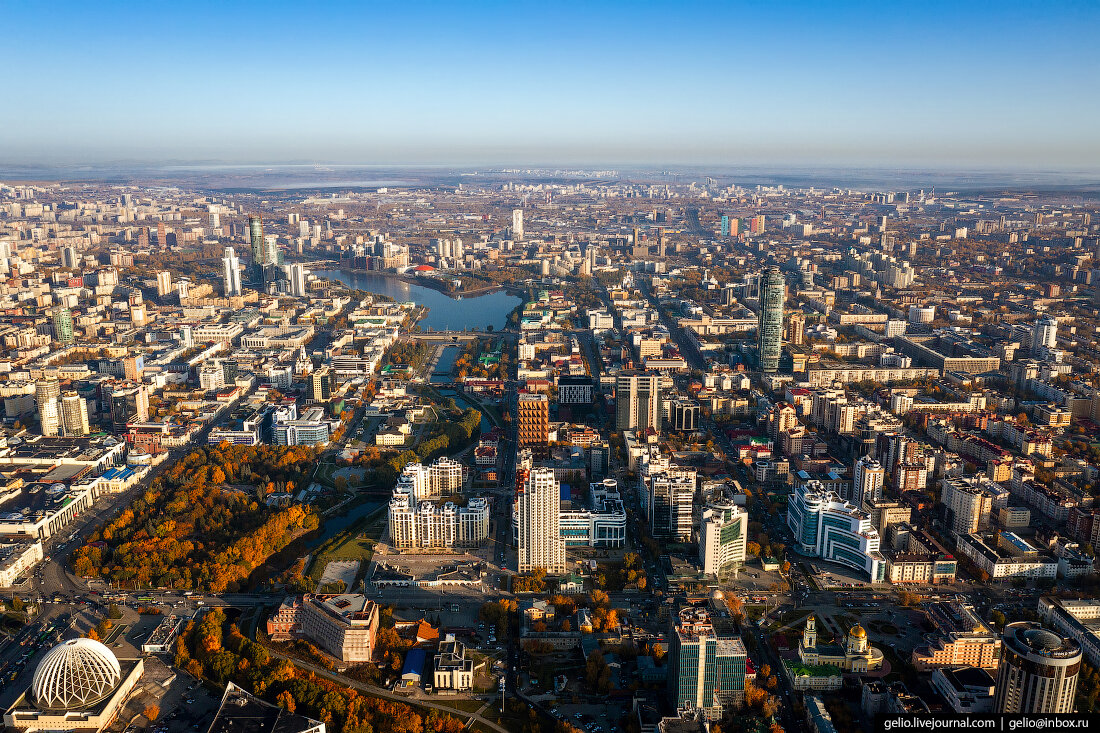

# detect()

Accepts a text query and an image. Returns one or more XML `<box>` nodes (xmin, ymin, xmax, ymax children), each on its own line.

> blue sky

<box><xmin>2</xmin><ymin>1</ymin><xmax>1098</xmax><ymax>168</ymax></box>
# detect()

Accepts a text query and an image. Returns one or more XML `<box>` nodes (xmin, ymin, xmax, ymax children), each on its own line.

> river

<box><xmin>314</xmin><ymin>269</ymin><xmax>521</xmax><ymax>332</ymax></box>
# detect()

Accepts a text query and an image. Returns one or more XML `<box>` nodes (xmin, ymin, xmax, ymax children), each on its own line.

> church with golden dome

<box><xmin>798</xmin><ymin>614</ymin><xmax>884</xmax><ymax>673</ymax></box>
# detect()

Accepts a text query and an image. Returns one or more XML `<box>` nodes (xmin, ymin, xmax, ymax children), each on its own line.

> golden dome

<box><xmin>850</xmin><ymin>625</ymin><xmax>867</xmax><ymax>639</ymax></box>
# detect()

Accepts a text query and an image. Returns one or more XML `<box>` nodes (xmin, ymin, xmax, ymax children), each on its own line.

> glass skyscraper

<box><xmin>757</xmin><ymin>266</ymin><xmax>784</xmax><ymax>373</ymax></box>
<box><xmin>669</xmin><ymin>606</ymin><xmax>747</xmax><ymax>720</ymax></box>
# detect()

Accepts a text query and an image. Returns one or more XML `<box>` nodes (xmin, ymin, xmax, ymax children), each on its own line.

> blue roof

<box><xmin>402</xmin><ymin>648</ymin><xmax>427</xmax><ymax>677</ymax></box>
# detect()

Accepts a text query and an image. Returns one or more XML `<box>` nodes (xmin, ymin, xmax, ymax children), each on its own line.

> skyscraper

<box><xmin>516</xmin><ymin>467</ymin><xmax>565</xmax><ymax>573</ymax></box>
<box><xmin>222</xmin><ymin>247</ymin><xmax>242</xmax><ymax>296</ymax></box>
<box><xmin>61</xmin><ymin>246</ymin><xmax>78</xmax><ymax>269</ymax></box>
<box><xmin>289</xmin><ymin>263</ymin><xmax>307</xmax><ymax>297</ymax></box>
<box><xmin>615</xmin><ymin>372</ymin><xmax>661</xmax><ymax>432</ymax></box>
<box><xmin>310</xmin><ymin>366</ymin><xmax>334</xmax><ymax>402</ymax></box>
<box><xmin>749</xmin><ymin>214</ymin><xmax>765</xmax><ymax>234</ymax></box>
<box><xmin>757</xmin><ymin>267</ymin><xmax>784</xmax><ymax>373</ymax></box>
<box><xmin>669</xmin><ymin>606</ymin><xmax>748</xmax><ymax>719</ymax></box>
<box><xmin>248</xmin><ymin>215</ymin><xmax>266</xmax><ymax>279</ymax></box>
<box><xmin>786</xmin><ymin>310</ymin><xmax>806</xmax><ymax>346</ymax></box>
<box><xmin>51</xmin><ymin>306</ymin><xmax>74</xmax><ymax>345</ymax></box>
<box><xmin>853</xmin><ymin>456</ymin><xmax>886</xmax><ymax>507</ymax></box>
<box><xmin>36</xmin><ymin>379</ymin><xmax>61</xmax><ymax>436</ymax></box>
<box><xmin>699</xmin><ymin>495</ymin><xmax>748</xmax><ymax>577</ymax></box>
<box><xmin>109</xmin><ymin>383</ymin><xmax>149</xmax><ymax>433</ymax></box>
<box><xmin>512</xmin><ymin>208</ymin><xmax>524</xmax><ymax>241</ymax></box>
<box><xmin>60</xmin><ymin>392</ymin><xmax>90</xmax><ymax>436</ymax></box>
<box><xmin>1032</xmin><ymin>318</ymin><xmax>1058</xmax><ymax>352</ymax></box>
<box><xmin>994</xmin><ymin>623</ymin><xmax>1080</xmax><ymax>714</ymax></box>
<box><xmin>155</xmin><ymin>270</ymin><xmax>172</xmax><ymax>297</ymax></box>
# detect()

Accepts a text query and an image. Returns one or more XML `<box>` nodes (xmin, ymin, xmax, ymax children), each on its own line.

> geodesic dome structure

<box><xmin>31</xmin><ymin>639</ymin><xmax>122</xmax><ymax>710</ymax></box>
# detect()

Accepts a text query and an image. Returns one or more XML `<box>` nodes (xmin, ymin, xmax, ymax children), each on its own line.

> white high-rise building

<box><xmin>699</xmin><ymin>495</ymin><xmax>747</xmax><ymax>577</ymax></box>
<box><xmin>180</xmin><ymin>325</ymin><xmax>193</xmax><ymax>348</ymax></box>
<box><xmin>853</xmin><ymin>456</ymin><xmax>886</xmax><ymax>507</ymax></box>
<box><xmin>155</xmin><ymin>270</ymin><xmax>172</xmax><ymax>297</ymax></box>
<box><xmin>222</xmin><ymin>247</ymin><xmax>242</xmax><ymax>296</ymax></box>
<box><xmin>60</xmin><ymin>392</ymin><xmax>89</xmax><ymax>436</ymax></box>
<box><xmin>289</xmin><ymin>263</ymin><xmax>307</xmax><ymax>297</ymax></box>
<box><xmin>512</xmin><ymin>209</ymin><xmax>524</xmax><ymax>241</ymax></box>
<box><xmin>517</xmin><ymin>467</ymin><xmax>565</xmax><ymax>573</ymax></box>
<box><xmin>1032</xmin><ymin>318</ymin><xmax>1058</xmax><ymax>353</ymax></box>
<box><xmin>35</xmin><ymin>379</ymin><xmax>61</xmax><ymax>437</ymax></box>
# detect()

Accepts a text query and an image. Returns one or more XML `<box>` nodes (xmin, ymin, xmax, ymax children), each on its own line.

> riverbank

<box><xmin>295</xmin><ymin>253</ymin><xmax>526</xmax><ymax>298</ymax></box>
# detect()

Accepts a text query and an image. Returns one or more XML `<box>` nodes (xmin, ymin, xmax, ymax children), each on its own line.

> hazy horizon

<box><xmin>3</xmin><ymin>1</ymin><xmax>1099</xmax><ymax>170</ymax></box>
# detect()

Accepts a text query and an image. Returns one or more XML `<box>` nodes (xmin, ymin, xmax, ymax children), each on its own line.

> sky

<box><xmin>2</xmin><ymin>0</ymin><xmax>1099</xmax><ymax>169</ymax></box>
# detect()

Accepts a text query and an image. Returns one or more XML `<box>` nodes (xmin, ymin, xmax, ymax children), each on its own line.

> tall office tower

<box><xmin>853</xmin><ymin>456</ymin><xmax>886</xmax><ymax>507</ymax></box>
<box><xmin>263</xmin><ymin>234</ymin><xmax>280</xmax><ymax>267</ymax></box>
<box><xmin>615</xmin><ymin>372</ymin><xmax>661</xmax><ymax>432</ymax></box>
<box><xmin>516</xmin><ymin>467</ymin><xmax>565</xmax><ymax>573</ymax></box>
<box><xmin>720</xmin><ymin>215</ymin><xmax>730</xmax><ymax>237</ymax></box>
<box><xmin>180</xmin><ymin>325</ymin><xmax>193</xmax><ymax>348</ymax></box>
<box><xmin>786</xmin><ymin>310</ymin><xmax>806</xmax><ymax>346</ymax></box>
<box><xmin>649</xmin><ymin>470</ymin><xmax>696</xmax><ymax>540</ymax></box>
<box><xmin>157</xmin><ymin>221</ymin><xmax>167</xmax><ymax>246</ymax></box>
<box><xmin>155</xmin><ymin>270</ymin><xmax>172</xmax><ymax>297</ymax></box>
<box><xmin>51</xmin><ymin>306</ymin><xmax>74</xmax><ymax>344</ymax></box>
<box><xmin>109</xmin><ymin>383</ymin><xmax>149</xmax><ymax>433</ymax></box>
<box><xmin>512</xmin><ymin>209</ymin><xmax>524</xmax><ymax>241</ymax></box>
<box><xmin>669</xmin><ymin>607</ymin><xmax>748</xmax><ymax>719</ymax></box>
<box><xmin>289</xmin><ymin>263</ymin><xmax>307</xmax><ymax>297</ymax></box>
<box><xmin>699</xmin><ymin>495</ymin><xmax>748</xmax><ymax>577</ymax></box>
<box><xmin>757</xmin><ymin>267</ymin><xmax>785</xmax><ymax>373</ymax></box>
<box><xmin>61</xmin><ymin>246</ymin><xmax>78</xmax><ymax>269</ymax></box>
<box><xmin>994</xmin><ymin>623</ymin><xmax>1080</xmax><ymax>714</ymax></box>
<box><xmin>586</xmin><ymin>245</ymin><xmax>597</xmax><ymax>272</ymax></box>
<box><xmin>310</xmin><ymin>366</ymin><xmax>334</xmax><ymax>402</ymax></box>
<box><xmin>248</xmin><ymin>215</ymin><xmax>266</xmax><ymax>278</ymax></box>
<box><xmin>1032</xmin><ymin>318</ymin><xmax>1058</xmax><ymax>352</ymax></box>
<box><xmin>517</xmin><ymin>393</ymin><xmax>549</xmax><ymax>448</ymax></box>
<box><xmin>59</xmin><ymin>392</ymin><xmax>90</xmax><ymax>436</ymax></box>
<box><xmin>222</xmin><ymin>247</ymin><xmax>242</xmax><ymax>296</ymax></box>
<box><xmin>749</xmin><ymin>214</ymin><xmax>765</xmax><ymax>234</ymax></box>
<box><xmin>35</xmin><ymin>379</ymin><xmax>61</xmax><ymax>437</ymax></box>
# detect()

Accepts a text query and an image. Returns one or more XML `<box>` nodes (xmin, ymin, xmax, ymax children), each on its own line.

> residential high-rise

<box><xmin>615</xmin><ymin>372</ymin><xmax>661</xmax><ymax>432</ymax></box>
<box><xmin>757</xmin><ymin>267</ymin><xmax>785</xmax><ymax>373</ymax></box>
<box><xmin>517</xmin><ymin>393</ymin><xmax>549</xmax><ymax>448</ymax></box>
<box><xmin>669</xmin><ymin>606</ymin><xmax>748</xmax><ymax>719</ymax></box>
<box><xmin>61</xmin><ymin>246</ymin><xmax>78</xmax><ymax>269</ymax></box>
<box><xmin>289</xmin><ymin>263</ymin><xmax>307</xmax><ymax>297</ymax></box>
<box><xmin>1032</xmin><ymin>318</ymin><xmax>1058</xmax><ymax>353</ymax></box>
<box><xmin>786</xmin><ymin>310</ymin><xmax>806</xmax><ymax>346</ymax></box>
<box><xmin>512</xmin><ymin>208</ymin><xmax>524</xmax><ymax>241</ymax></box>
<box><xmin>854</xmin><ymin>456</ymin><xmax>886</xmax><ymax>507</ymax></box>
<box><xmin>60</xmin><ymin>392</ymin><xmax>90</xmax><ymax>436</ymax></box>
<box><xmin>35</xmin><ymin>379</ymin><xmax>61</xmax><ymax>437</ymax></box>
<box><xmin>180</xmin><ymin>325</ymin><xmax>193</xmax><ymax>348</ymax></box>
<box><xmin>516</xmin><ymin>467</ymin><xmax>565</xmax><ymax>574</ymax></box>
<box><xmin>941</xmin><ymin>477</ymin><xmax>997</xmax><ymax>537</ymax></box>
<box><xmin>748</xmin><ymin>214</ymin><xmax>765</xmax><ymax>234</ymax></box>
<box><xmin>699</xmin><ymin>495</ymin><xmax>748</xmax><ymax>577</ymax></box>
<box><xmin>222</xmin><ymin>247</ymin><xmax>242</xmax><ymax>297</ymax></box>
<box><xmin>994</xmin><ymin>623</ymin><xmax>1080</xmax><ymax>714</ymax></box>
<box><xmin>248</xmin><ymin>215</ymin><xmax>264</xmax><ymax>266</ymax></box>
<box><xmin>51</xmin><ymin>306</ymin><xmax>74</xmax><ymax>344</ymax></box>
<box><xmin>648</xmin><ymin>469</ymin><xmax>696</xmax><ymax>541</ymax></box>
<box><xmin>155</xmin><ymin>270</ymin><xmax>172</xmax><ymax>297</ymax></box>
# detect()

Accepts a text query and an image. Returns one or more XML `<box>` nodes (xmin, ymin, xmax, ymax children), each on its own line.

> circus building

<box><xmin>3</xmin><ymin>638</ymin><xmax>144</xmax><ymax>732</ymax></box>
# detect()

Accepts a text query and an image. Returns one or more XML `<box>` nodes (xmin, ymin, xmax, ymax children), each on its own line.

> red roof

<box><xmin>413</xmin><ymin>265</ymin><xmax>435</xmax><ymax>271</ymax></box>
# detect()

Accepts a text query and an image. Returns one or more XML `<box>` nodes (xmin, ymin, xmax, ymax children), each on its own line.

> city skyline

<box><xmin>3</xmin><ymin>1</ymin><xmax>1099</xmax><ymax>169</ymax></box>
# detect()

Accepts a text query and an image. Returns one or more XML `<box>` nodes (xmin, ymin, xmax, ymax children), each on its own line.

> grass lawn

<box><xmin>307</xmin><ymin>503</ymin><xmax>387</xmax><ymax>583</ymax></box>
